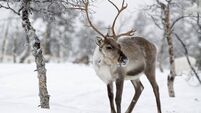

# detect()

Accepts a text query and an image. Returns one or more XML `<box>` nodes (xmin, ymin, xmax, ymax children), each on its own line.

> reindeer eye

<box><xmin>106</xmin><ymin>46</ymin><xmax>113</xmax><ymax>50</ymax></box>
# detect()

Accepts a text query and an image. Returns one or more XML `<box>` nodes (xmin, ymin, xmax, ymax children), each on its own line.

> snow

<box><xmin>175</xmin><ymin>56</ymin><xmax>196</xmax><ymax>76</ymax></box>
<box><xmin>0</xmin><ymin>63</ymin><xmax>201</xmax><ymax>113</ymax></box>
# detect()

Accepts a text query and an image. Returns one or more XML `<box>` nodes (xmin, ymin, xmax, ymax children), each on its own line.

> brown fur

<box><xmin>97</xmin><ymin>36</ymin><xmax>161</xmax><ymax>113</ymax></box>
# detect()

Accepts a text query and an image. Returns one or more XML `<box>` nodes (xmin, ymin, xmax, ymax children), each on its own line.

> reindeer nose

<box><xmin>118</xmin><ymin>50</ymin><xmax>127</xmax><ymax>65</ymax></box>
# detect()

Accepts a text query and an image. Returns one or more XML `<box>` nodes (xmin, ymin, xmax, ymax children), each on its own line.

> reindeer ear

<box><xmin>96</xmin><ymin>36</ymin><xmax>104</xmax><ymax>47</ymax></box>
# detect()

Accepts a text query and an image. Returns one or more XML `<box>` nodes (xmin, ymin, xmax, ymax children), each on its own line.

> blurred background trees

<box><xmin>0</xmin><ymin>0</ymin><xmax>200</xmax><ymax>68</ymax></box>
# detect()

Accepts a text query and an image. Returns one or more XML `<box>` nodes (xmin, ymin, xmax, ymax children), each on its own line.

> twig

<box><xmin>196</xmin><ymin>13</ymin><xmax>201</xmax><ymax>30</ymax></box>
<box><xmin>148</xmin><ymin>13</ymin><xmax>163</xmax><ymax>30</ymax></box>
<box><xmin>171</xmin><ymin>16</ymin><xmax>189</xmax><ymax>29</ymax></box>
<box><xmin>0</xmin><ymin>1</ymin><xmax>20</xmax><ymax>15</ymax></box>
<box><xmin>174</xmin><ymin>33</ymin><xmax>201</xmax><ymax>84</ymax></box>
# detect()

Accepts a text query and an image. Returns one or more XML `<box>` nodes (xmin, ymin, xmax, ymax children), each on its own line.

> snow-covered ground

<box><xmin>0</xmin><ymin>63</ymin><xmax>200</xmax><ymax>113</ymax></box>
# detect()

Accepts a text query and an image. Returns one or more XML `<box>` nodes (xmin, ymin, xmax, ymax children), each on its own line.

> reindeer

<box><xmin>81</xmin><ymin>0</ymin><xmax>162</xmax><ymax>113</ymax></box>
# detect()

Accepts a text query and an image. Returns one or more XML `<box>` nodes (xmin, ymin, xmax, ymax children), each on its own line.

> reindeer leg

<box><xmin>125</xmin><ymin>79</ymin><xmax>144</xmax><ymax>113</ymax></box>
<box><xmin>115</xmin><ymin>79</ymin><xmax>124</xmax><ymax>113</ymax></box>
<box><xmin>145</xmin><ymin>70</ymin><xmax>162</xmax><ymax>113</ymax></box>
<box><xmin>107</xmin><ymin>83</ymin><xmax>116</xmax><ymax>113</ymax></box>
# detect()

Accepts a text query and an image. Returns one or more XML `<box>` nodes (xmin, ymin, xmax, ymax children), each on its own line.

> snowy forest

<box><xmin>0</xmin><ymin>0</ymin><xmax>201</xmax><ymax>113</ymax></box>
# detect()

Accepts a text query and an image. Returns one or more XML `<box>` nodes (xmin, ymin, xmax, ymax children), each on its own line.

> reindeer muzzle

<box><xmin>118</xmin><ymin>51</ymin><xmax>127</xmax><ymax>65</ymax></box>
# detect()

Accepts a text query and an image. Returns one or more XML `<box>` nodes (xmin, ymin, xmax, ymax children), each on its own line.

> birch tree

<box><xmin>21</xmin><ymin>0</ymin><xmax>50</xmax><ymax>108</ymax></box>
<box><xmin>0</xmin><ymin>0</ymin><xmax>50</xmax><ymax>108</ymax></box>
<box><xmin>146</xmin><ymin>0</ymin><xmax>194</xmax><ymax>97</ymax></box>
<box><xmin>147</xmin><ymin>0</ymin><xmax>201</xmax><ymax>96</ymax></box>
<box><xmin>155</xmin><ymin>0</ymin><xmax>177</xmax><ymax>97</ymax></box>
<box><xmin>0</xmin><ymin>0</ymin><xmax>84</xmax><ymax>108</ymax></box>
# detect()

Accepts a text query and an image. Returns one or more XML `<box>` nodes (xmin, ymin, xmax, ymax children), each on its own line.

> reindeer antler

<box><xmin>108</xmin><ymin>0</ymin><xmax>127</xmax><ymax>37</ymax></box>
<box><xmin>83</xmin><ymin>0</ymin><xmax>106</xmax><ymax>38</ymax></box>
<box><xmin>116</xmin><ymin>29</ymin><xmax>136</xmax><ymax>38</ymax></box>
<box><xmin>108</xmin><ymin>0</ymin><xmax>135</xmax><ymax>39</ymax></box>
<box><xmin>82</xmin><ymin>0</ymin><xmax>135</xmax><ymax>40</ymax></box>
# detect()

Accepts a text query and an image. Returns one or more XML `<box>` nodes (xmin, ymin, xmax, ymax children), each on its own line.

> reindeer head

<box><xmin>96</xmin><ymin>36</ymin><xmax>127</xmax><ymax>64</ymax></box>
<box><xmin>82</xmin><ymin>0</ymin><xmax>135</xmax><ymax>64</ymax></box>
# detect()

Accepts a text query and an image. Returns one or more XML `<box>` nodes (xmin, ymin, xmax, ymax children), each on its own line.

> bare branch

<box><xmin>83</xmin><ymin>0</ymin><xmax>105</xmax><ymax>38</ymax></box>
<box><xmin>0</xmin><ymin>1</ymin><xmax>20</xmax><ymax>15</ymax></box>
<box><xmin>0</xmin><ymin>0</ymin><xmax>20</xmax><ymax>1</ymax></box>
<box><xmin>174</xmin><ymin>33</ymin><xmax>201</xmax><ymax>84</ymax></box>
<box><xmin>32</xmin><ymin>0</ymin><xmax>52</xmax><ymax>3</ymax></box>
<box><xmin>155</xmin><ymin>0</ymin><xmax>166</xmax><ymax>9</ymax></box>
<box><xmin>171</xmin><ymin>16</ymin><xmax>189</xmax><ymax>29</ymax></box>
<box><xmin>197</xmin><ymin>13</ymin><xmax>201</xmax><ymax>30</ymax></box>
<box><xmin>61</xmin><ymin>0</ymin><xmax>85</xmax><ymax>10</ymax></box>
<box><xmin>144</xmin><ymin>4</ymin><xmax>160</xmax><ymax>11</ymax></box>
<box><xmin>61</xmin><ymin>0</ymin><xmax>106</xmax><ymax>37</ymax></box>
<box><xmin>149</xmin><ymin>14</ymin><xmax>163</xmax><ymax>30</ymax></box>
<box><xmin>155</xmin><ymin>0</ymin><xmax>161</xmax><ymax>4</ymax></box>
<box><xmin>165</xmin><ymin>0</ymin><xmax>172</xmax><ymax>3</ymax></box>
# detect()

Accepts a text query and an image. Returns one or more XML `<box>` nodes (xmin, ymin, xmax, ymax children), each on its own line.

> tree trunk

<box><xmin>13</xmin><ymin>37</ymin><xmax>17</xmax><ymax>63</ymax></box>
<box><xmin>196</xmin><ymin>34</ymin><xmax>201</xmax><ymax>70</ymax></box>
<box><xmin>158</xmin><ymin>38</ymin><xmax>165</xmax><ymax>72</ymax></box>
<box><xmin>44</xmin><ymin>22</ymin><xmax>51</xmax><ymax>55</ymax></box>
<box><xmin>19</xmin><ymin>35</ymin><xmax>30</xmax><ymax>63</ymax></box>
<box><xmin>21</xmin><ymin>0</ymin><xmax>50</xmax><ymax>108</ymax></box>
<box><xmin>164</xmin><ymin>4</ymin><xmax>177</xmax><ymax>97</ymax></box>
<box><xmin>196</xmin><ymin>13</ymin><xmax>201</xmax><ymax>70</ymax></box>
<box><xmin>0</xmin><ymin>26</ymin><xmax>9</xmax><ymax>62</ymax></box>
